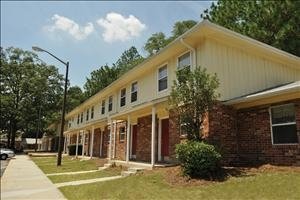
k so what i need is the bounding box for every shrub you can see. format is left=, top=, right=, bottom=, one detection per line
left=67, top=144, right=82, bottom=155
left=176, top=141, right=221, bottom=178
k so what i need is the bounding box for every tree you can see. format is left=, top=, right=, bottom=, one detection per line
left=144, top=20, right=197, bottom=56
left=66, top=86, right=85, bottom=112
left=115, top=46, right=144, bottom=75
left=201, top=0, right=300, bottom=56
left=171, top=20, right=197, bottom=39
left=0, top=47, right=64, bottom=147
left=169, top=67, right=219, bottom=141
left=144, top=32, right=169, bottom=56
left=84, top=64, right=119, bottom=98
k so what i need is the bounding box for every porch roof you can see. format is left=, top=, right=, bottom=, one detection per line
left=224, top=81, right=300, bottom=109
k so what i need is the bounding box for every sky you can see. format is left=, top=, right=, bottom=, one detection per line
left=1, top=1, right=212, bottom=88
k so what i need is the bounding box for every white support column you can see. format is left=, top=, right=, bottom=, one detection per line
left=75, top=132, right=79, bottom=158
left=113, top=121, right=117, bottom=159
left=99, top=130, right=103, bottom=157
left=108, top=119, right=112, bottom=160
left=90, top=126, right=95, bottom=159
left=151, top=106, right=156, bottom=166
left=126, top=115, right=131, bottom=163
left=63, top=135, right=67, bottom=154
left=158, top=119, right=162, bottom=162
left=82, top=131, right=85, bottom=158
left=67, top=134, right=71, bottom=154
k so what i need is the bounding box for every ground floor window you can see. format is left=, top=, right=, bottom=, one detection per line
left=270, top=104, right=298, bottom=144
left=119, top=127, right=126, bottom=141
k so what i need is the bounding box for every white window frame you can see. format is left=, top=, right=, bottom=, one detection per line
left=108, top=96, right=113, bottom=112
left=86, top=108, right=89, bottom=121
left=177, top=51, right=191, bottom=70
left=269, top=103, right=298, bottom=145
left=80, top=112, right=83, bottom=123
left=157, top=63, right=168, bottom=93
left=119, top=126, right=126, bottom=142
left=131, top=81, right=138, bottom=103
left=91, top=106, right=94, bottom=119
left=120, top=88, right=126, bottom=107
left=101, top=100, right=106, bottom=115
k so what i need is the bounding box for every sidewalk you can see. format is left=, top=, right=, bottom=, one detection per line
left=1, top=155, right=66, bottom=200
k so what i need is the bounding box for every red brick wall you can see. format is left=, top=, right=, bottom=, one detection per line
left=237, top=100, right=300, bottom=165
left=136, top=115, right=152, bottom=162
left=102, top=126, right=110, bottom=158
left=92, top=128, right=101, bottom=157
left=169, top=111, right=181, bottom=160
left=114, top=122, right=126, bottom=161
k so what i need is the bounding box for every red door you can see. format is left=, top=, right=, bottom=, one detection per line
left=132, top=125, right=137, bottom=156
left=161, top=119, right=169, bottom=156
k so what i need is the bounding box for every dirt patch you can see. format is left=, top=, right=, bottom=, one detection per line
left=93, top=158, right=109, bottom=167
left=150, top=164, right=300, bottom=187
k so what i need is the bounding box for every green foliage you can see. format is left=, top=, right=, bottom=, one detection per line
left=169, top=66, right=219, bottom=141
left=66, top=86, right=85, bottom=112
left=176, top=141, right=221, bottom=178
left=83, top=46, right=144, bottom=98
left=144, top=20, right=197, bottom=56
left=67, top=144, right=82, bottom=155
left=0, top=47, right=64, bottom=147
left=201, top=0, right=300, bottom=56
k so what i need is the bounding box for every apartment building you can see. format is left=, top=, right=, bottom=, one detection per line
left=63, top=20, right=300, bottom=167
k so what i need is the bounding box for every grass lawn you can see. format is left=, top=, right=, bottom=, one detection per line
left=31, top=156, right=100, bottom=174
left=59, top=166, right=300, bottom=200
left=48, top=167, right=122, bottom=183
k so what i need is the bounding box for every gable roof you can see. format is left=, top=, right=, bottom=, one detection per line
left=66, top=20, right=300, bottom=118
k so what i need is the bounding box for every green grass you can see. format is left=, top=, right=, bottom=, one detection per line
left=48, top=167, right=122, bottom=183
left=32, top=156, right=99, bottom=174
left=59, top=170, right=300, bottom=200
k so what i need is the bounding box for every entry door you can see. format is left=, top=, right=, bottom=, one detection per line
left=161, top=119, right=169, bottom=156
left=131, top=125, right=137, bottom=157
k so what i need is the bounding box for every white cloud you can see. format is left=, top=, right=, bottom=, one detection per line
left=45, top=14, right=94, bottom=40
left=97, top=12, right=146, bottom=43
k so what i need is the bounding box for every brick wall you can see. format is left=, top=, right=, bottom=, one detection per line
left=114, top=122, right=126, bottom=161
left=101, top=126, right=110, bottom=158
left=169, top=111, right=181, bottom=160
left=92, top=128, right=101, bottom=157
left=136, top=115, right=152, bottom=162
left=237, top=100, right=300, bottom=165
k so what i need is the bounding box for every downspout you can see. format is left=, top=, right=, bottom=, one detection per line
left=180, top=38, right=197, bottom=68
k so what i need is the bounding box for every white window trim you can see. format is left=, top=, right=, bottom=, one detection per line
left=176, top=50, right=192, bottom=70
left=120, top=88, right=126, bottom=107
left=101, top=100, right=106, bottom=115
left=108, top=96, right=113, bottom=112
left=131, top=81, right=138, bottom=103
left=119, top=127, right=126, bottom=142
left=269, top=103, right=298, bottom=146
left=157, top=63, right=168, bottom=93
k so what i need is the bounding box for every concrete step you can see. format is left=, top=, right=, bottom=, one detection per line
left=121, top=171, right=136, bottom=177
left=128, top=167, right=144, bottom=173
left=104, top=163, right=112, bottom=168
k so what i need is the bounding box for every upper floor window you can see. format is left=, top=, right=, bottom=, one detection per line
left=119, top=127, right=126, bottom=141
left=158, top=65, right=168, bottom=92
left=86, top=109, right=89, bottom=121
left=77, top=114, right=80, bottom=124
left=177, top=52, right=191, bottom=70
left=131, top=82, right=138, bottom=103
left=80, top=112, right=83, bottom=123
left=91, top=106, right=94, bottom=119
left=108, top=96, right=113, bottom=112
left=270, top=104, right=298, bottom=144
left=120, top=88, right=126, bottom=107
left=101, top=100, right=105, bottom=114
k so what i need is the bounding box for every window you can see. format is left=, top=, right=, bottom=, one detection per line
left=80, top=112, right=83, bottom=123
left=101, top=100, right=105, bottom=114
left=86, top=109, right=89, bottom=121
left=77, top=114, right=80, bottom=124
left=91, top=106, right=94, bottom=119
left=119, top=127, right=126, bottom=141
left=108, top=96, right=113, bottom=112
left=120, top=88, right=126, bottom=107
left=177, top=52, right=191, bottom=70
left=158, top=65, right=168, bottom=91
left=270, top=104, right=298, bottom=144
left=131, top=82, right=138, bottom=102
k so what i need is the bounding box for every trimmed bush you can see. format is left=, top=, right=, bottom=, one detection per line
left=67, top=144, right=82, bottom=155
left=176, top=141, right=221, bottom=178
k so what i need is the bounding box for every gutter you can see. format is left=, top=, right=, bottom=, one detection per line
left=180, top=38, right=197, bottom=68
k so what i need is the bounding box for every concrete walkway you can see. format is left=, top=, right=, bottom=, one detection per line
left=55, top=175, right=123, bottom=188
left=1, top=155, right=66, bottom=200
left=46, top=166, right=108, bottom=176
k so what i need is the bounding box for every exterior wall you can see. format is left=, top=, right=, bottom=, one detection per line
left=169, top=111, right=181, bottom=160
left=236, top=99, right=300, bottom=165
left=101, top=126, right=110, bottom=158
left=136, top=115, right=152, bottom=162
left=114, top=122, right=127, bottom=161
left=92, top=128, right=101, bottom=157
left=197, top=38, right=300, bottom=101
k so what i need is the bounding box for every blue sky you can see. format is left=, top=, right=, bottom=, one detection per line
left=1, top=1, right=212, bottom=88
